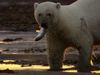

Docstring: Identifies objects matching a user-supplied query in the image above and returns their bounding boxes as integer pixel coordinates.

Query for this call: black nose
[41,23,48,29]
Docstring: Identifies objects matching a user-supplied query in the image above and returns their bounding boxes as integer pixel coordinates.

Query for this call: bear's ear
[34,2,39,9]
[56,2,61,9]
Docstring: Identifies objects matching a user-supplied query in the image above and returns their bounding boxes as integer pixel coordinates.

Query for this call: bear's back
[73,0,100,26]
[75,0,100,43]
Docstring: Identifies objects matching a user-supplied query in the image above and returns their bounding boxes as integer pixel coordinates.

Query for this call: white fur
[72,0,100,42]
[34,0,100,72]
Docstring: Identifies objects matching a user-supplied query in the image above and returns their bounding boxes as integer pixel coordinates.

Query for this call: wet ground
[0,31,100,75]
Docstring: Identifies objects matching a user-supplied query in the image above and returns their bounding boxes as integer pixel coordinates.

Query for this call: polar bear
[34,0,100,72]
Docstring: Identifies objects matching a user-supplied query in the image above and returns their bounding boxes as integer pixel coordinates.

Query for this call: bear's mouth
[41,23,48,29]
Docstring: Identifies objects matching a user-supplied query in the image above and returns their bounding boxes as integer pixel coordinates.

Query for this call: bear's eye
[38,13,42,17]
[47,13,52,17]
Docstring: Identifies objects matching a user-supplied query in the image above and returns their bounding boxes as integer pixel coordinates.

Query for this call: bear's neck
[47,22,70,41]
[46,14,74,42]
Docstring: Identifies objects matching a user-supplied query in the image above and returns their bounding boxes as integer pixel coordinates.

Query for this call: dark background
[0,0,77,31]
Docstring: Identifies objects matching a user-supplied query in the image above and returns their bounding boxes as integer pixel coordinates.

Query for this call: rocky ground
[0,31,100,74]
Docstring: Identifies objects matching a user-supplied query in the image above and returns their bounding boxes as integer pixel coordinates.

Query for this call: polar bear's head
[34,2,61,41]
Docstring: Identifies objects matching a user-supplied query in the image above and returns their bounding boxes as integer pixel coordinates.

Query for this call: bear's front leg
[47,39,65,71]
